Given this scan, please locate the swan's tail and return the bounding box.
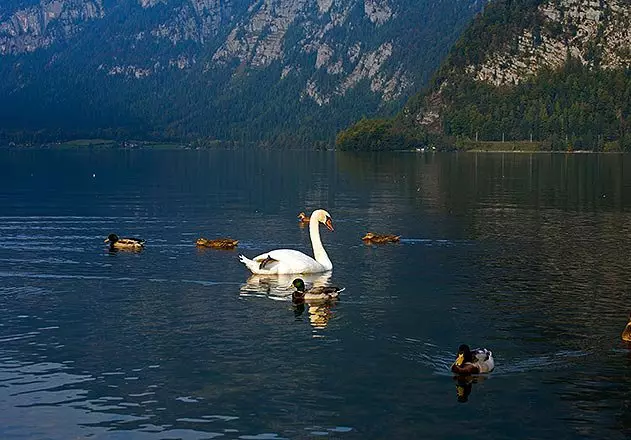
[239,254,259,273]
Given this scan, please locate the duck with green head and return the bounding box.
[451,344,494,375]
[104,233,145,251]
[292,278,343,303]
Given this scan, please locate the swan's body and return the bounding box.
[362,232,400,244]
[104,233,144,250]
[239,209,333,275]
[451,345,494,375]
[292,278,343,302]
[196,238,238,249]
[622,315,631,342]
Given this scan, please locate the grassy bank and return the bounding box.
[459,140,548,152]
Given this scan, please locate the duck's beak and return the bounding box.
[103,238,109,243]
[455,353,464,367]
[325,217,334,231]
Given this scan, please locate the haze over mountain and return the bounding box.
[0,0,484,146]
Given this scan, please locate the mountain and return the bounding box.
[0,0,484,146]
[337,0,631,151]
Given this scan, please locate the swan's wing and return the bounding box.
[250,249,323,273]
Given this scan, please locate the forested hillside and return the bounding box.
[0,0,484,146]
[337,0,631,151]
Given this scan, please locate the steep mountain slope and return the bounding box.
[338,0,631,151]
[0,0,484,145]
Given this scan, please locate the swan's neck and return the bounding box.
[309,218,332,270]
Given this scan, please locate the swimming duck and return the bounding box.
[196,238,239,249]
[104,233,145,250]
[622,314,631,342]
[297,212,310,223]
[362,232,401,244]
[292,278,343,302]
[451,344,495,375]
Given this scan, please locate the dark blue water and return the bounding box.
[2,149,631,439]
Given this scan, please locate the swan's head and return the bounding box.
[292,278,306,292]
[312,209,334,231]
[455,344,472,366]
[104,233,119,244]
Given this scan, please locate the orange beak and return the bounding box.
[325,218,334,231]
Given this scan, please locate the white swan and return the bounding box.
[239,209,333,275]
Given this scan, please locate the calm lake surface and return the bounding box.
[2,149,631,439]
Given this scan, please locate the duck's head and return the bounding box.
[362,232,375,241]
[298,212,308,220]
[292,278,306,292]
[311,209,333,231]
[104,233,119,244]
[455,344,473,366]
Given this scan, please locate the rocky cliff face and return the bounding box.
[0,0,483,144]
[0,0,104,55]
[413,0,631,131]
[467,0,631,86]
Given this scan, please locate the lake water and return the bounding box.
[2,149,631,439]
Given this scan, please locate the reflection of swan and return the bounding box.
[240,272,332,298]
[239,209,333,274]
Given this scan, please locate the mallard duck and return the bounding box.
[622,314,631,342]
[196,237,238,249]
[297,212,310,223]
[451,344,494,375]
[292,278,343,302]
[104,233,145,250]
[362,232,401,244]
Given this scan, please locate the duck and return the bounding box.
[292,278,343,302]
[196,237,238,249]
[297,212,310,223]
[362,232,401,244]
[104,233,145,250]
[622,314,631,342]
[239,209,334,275]
[451,344,494,375]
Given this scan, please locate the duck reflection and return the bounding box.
[240,273,338,330]
[292,299,336,330]
[453,375,487,403]
[240,272,332,298]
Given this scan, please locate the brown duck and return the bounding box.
[196,238,239,249]
[362,232,401,244]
